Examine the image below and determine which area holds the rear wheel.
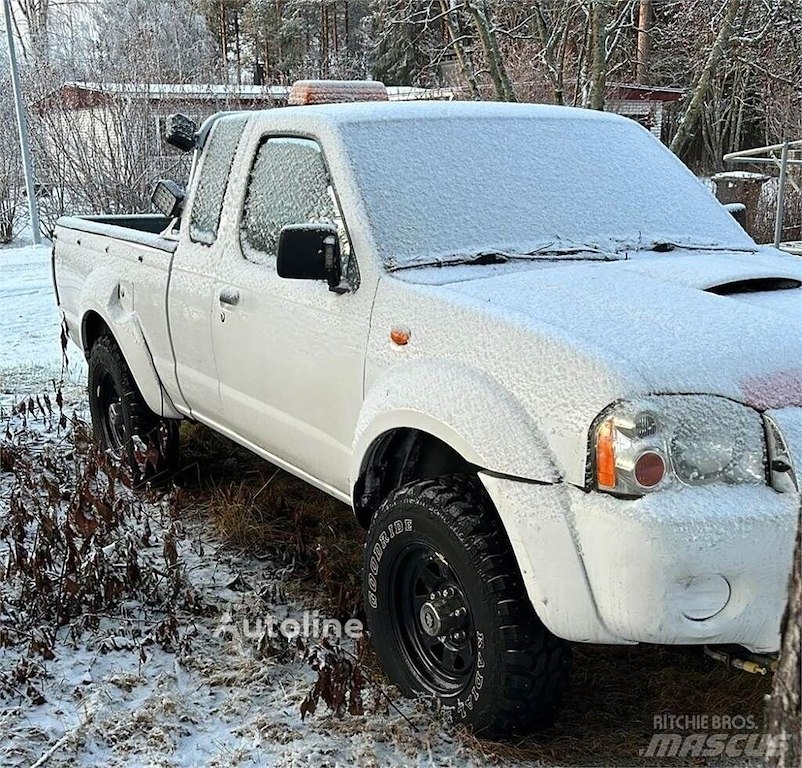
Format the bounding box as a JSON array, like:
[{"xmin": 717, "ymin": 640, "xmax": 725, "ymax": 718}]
[
  {"xmin": 88, "ymin": 335, "xmax": 179, "ymax": 478},
  {"xmin": 363, "ymin": 475, "xmax": 571, "ymax": 737}
]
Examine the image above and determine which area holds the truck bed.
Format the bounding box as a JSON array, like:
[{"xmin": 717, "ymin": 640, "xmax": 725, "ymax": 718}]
[
  {"xmin": 56, "ymin": 214, "xmax": 178, "ymax": 253},
  {"xmin": 53, "ymin": 213, "xmax": 182, "ymax": 419}
]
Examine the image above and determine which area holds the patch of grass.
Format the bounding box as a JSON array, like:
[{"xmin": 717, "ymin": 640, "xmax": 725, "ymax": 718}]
[
  {"xmin": 175, "ymin": 423, "xmax": 364, "ymax": 620},
  {"xmin": 462, "ymin": 643, "xmax": 771, "ymax": 765}
]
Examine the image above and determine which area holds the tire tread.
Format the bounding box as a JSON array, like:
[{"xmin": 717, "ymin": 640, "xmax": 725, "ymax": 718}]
[{"xmin": 368, "ymin": 474, "xmax": 570, "ymax": 737}]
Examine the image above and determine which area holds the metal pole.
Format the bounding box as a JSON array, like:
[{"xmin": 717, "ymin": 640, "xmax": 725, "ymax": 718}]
[
  {"xmin": 774, "ymin": 140, "xmax": 790, "ymax": 249},
  {"xmin": 2, "ymin": 0, "xmax": 41, "ymax": 244}
]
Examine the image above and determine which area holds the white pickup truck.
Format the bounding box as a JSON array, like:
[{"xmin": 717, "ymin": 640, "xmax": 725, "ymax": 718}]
[{"xmin": 53, "ymin": 83, "xmax": 800, "ymax": 736}]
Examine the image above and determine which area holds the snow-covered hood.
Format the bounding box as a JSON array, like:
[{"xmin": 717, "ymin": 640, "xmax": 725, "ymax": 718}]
[{"xmin": 434, "ymin": 248, "xmax": 802, "ymax": 409}]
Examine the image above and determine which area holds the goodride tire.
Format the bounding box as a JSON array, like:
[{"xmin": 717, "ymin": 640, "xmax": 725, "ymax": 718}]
[{"xmin": 363, "ymin": 474, "xmax": 570, "ymax": 737}]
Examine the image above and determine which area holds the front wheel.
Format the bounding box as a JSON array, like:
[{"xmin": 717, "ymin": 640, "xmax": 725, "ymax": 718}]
[
  {"xmin": 363, "ymin": 475, "xmax": 571, "ymax": 737},
  {"xmin": 88, "ymin": 335, "xmax": 179, "ymax": 478}
]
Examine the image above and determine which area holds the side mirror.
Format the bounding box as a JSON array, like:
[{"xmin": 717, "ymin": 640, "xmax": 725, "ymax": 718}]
[
  {"xmin": 277, "ymin": 223, "xmax": 343, "ymax": 291},
  {"xmin": 164, "ymin": 113, "xmax": 198, "ymax": 152},
  {"xmin": 151, "ymin": 179, "xmax": 185, "ymax": 219}
]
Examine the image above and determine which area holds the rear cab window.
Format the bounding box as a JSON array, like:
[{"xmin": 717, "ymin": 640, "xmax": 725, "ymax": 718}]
[{"xmin": 189, "ymin": 115, "xmax": 247, "ymax": 246}]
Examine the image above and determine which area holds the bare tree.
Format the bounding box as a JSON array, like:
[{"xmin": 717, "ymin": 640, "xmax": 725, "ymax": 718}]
[
  {"xmin": 12, "ymin": 0, "xmax": 49, "ymax": 61},
  {"xmin": 635, "ymin": 0, "xmax": 651, "ymax": 83},
  {"xmin": 0, "ymin": 78, "xmax": 25, "ymax": 243},
  {"xmin": 530, "ymin": 1, "xmax": 577, "ymax": 105},
  {"xmin": 577, "ymin": 0, "xmax": 638, "ymax": 109},
  {"xmin": 22, "ymin": 0, "xmax": 220, "ymax": 233},
  {"xmin": 440, "ymin": 0, "xmax": 481, "ymax": 99},
  {"xmin": 669, "ymin": 0, "xmax": 743, "ymax": 155},
  {"xmin": 587, "ymin": 0, "xmax": 607, "ymax": 109},
  {"xmin": 669, "ymin": 0, "xmax": 781, "ymax": 158},
  {"xmin": 464, "ymin": 0, "xmax": 516, "ymax": 101}
]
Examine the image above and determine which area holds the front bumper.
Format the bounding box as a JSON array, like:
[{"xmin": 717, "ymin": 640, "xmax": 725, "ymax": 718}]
[{"xmin": 480, "ymin": 475, "xmax": 798, "ymax": 652}]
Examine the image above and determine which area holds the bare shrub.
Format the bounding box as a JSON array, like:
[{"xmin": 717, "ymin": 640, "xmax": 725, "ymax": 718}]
[
  {"xmin": 28, "ymin": 76, "xmax": 194, "ymax": 235},
  {"xmin": 300, "ymin": 639, "xmax": 366, "ymax": 719},
  {"xmin": 0, "ymin": 404, "xmax": 194, "ymax": 679},
  {"xmin": 0, "ymin": 77, "xmax": 26, "ymax": 244}
]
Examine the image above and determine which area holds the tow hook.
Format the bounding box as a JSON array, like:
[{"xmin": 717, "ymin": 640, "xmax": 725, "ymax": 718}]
[{"xmin": 704, "ymin": 645, "xmax": 778, "ymax": 676}]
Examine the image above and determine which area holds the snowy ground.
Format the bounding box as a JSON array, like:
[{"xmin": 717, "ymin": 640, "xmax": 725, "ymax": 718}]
[
  {"xmin": 0, "ymin": 244, "xmax": 85, "ymax": 409},
  {"xmin": 0, "ymin": 244, "xmax": 496, "ymax": 767}
]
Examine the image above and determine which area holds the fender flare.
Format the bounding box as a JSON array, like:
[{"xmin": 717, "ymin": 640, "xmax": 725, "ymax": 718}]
[
  {"xmin": 351, "ymin": 360, "xmax": 560, "ymax": 498},
  {"xmin": 80, "ymin": 302, "xmax": 181, "ymax": 420}
]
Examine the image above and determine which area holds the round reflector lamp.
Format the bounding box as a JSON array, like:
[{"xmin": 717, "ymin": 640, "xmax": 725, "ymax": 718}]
[{"xmin": 634, "ymin": 451, "xmax": 666, "ymax": 488}]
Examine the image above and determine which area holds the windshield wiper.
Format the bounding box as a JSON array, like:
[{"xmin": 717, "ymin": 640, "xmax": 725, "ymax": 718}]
[
  {"xmin": 387, "ymin": 238, "xmax": 757, "ymax": 273},
  {"xmin": 646, "ymin": 240, "xmax": 758, "ymax": 254},
  {"xmin": 388, "ymin": 244, "xmax": 615, "ymax": 272}
]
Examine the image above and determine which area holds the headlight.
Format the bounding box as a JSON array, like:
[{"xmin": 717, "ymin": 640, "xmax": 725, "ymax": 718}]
[{"xmin": 592, "ymin": 396, "xmax": 766, "ymax": 495}]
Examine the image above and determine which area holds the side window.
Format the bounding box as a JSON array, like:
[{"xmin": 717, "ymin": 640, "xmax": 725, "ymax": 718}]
[
  {"xmin": 189, "ymin": 115, "xmax": 247, "ymax": 245},
  {"xmin": 241, "ymin": 137, "xmax": 351, "ymax": 272}
]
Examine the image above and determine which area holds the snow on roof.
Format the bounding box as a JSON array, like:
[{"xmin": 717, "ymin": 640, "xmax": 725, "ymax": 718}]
[
  {"xmin": 59, "ymin": 82, "xmax": 457, "ymax": 105},
  {"xmin": 269, "ymin": 98, "xmax": 629, "ymax": 127},
  {"xmin": 386, "ymin": 86, "xmax": 455, "ymax": 101},
  {"xmin": 606, "ymin": 82, "xmax": 685, "ymax": 102},
  {"xmin": 62, "ymin": 81, "xmax": 289, "ymax": 100},
  {"xmin": 712, "ymin": 171, "xmax": 770, "ymax": 181}
]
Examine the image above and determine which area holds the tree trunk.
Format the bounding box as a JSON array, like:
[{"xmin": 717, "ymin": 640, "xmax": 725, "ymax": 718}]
[
  {"xmin": 588, "ymin": 0, "xmax": 606, "ymax": 110},
  {"xmin": 533, "ymin": 2, "xmax": 565, "ymax": 105},
  {"xmin": 464, "ymin": 1, "xmax": 517, "ymax": 102},
  {"xmin": 220, "ymin": 1, "xmax": 228, "ymax": 83},
  {"xmin": 333, "ymin": 1, "xmax": 339, "ymax": 55},
  {"xmin": 276, "ymin": 0, "xmax": 284, "ymax": 81},
  {"xmin": 441, "ymin": 0, "xmax": 482, "ymax": 100},
  {"xmin": 233, "ymin": 6, "xmax": 242, "ymax": 86},
  {"xmin": 765, "ymin": 506, "xmax": 801, "ymax": 768},
  {"xmin": 669, "ymin": 0, "xmax": 742, "ymax": 156},
  {"xmin": 321, "ymin": 3, "xmax": 328, "ymax": 74},
  {"xmin": 636, "ymin": 0, "xmax": 652, "ymax": 84}
]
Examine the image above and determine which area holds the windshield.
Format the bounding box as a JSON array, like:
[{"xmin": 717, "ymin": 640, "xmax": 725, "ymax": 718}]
[{"xmin": 339, "ymin": 110, "xmax": 756, "ymax": 270}]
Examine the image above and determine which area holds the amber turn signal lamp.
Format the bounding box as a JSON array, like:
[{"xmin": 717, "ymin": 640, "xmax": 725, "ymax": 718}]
[
  {"xmin": 390, "ymin": 327, "xmax": 410, "ymax": 346},
  {"xmin": 595, "ymin": 420, "xmax": 616, "ymax": 489}
]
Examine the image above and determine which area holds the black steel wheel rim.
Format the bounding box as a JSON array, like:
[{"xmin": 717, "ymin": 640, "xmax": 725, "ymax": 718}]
[
  {"xmin": 389, "ymin": 542, "xmax": 476, "ymax": 695},
  {"xmin": 97, "ymin": 372, "xmax": 126, "ymax": 455}
]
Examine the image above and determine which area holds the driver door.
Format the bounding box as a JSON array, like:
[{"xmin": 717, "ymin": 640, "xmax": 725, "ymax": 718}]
[{"xmin": 210, "ymin": 136, "xmax": 372, "ymax": 494}]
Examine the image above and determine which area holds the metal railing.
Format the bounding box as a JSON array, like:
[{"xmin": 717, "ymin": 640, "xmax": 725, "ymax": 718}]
[{"xmin": 723, "ymin": 140, "xmax": 802, "ymax": 248}]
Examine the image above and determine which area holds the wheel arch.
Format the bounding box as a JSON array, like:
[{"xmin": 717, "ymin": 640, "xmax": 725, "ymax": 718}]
[
  {"xmin": 352, "ymin": 362, "xmax": 560, "ymax": 527},
  {"xmin": 353, "ymin": 426, "xmax": 476, "ymax": 527},
  {"xmin": 81, "ymin": 308, "xmax": 182, "ymax": 420},
  {"xmin": 81, "ymin": 309, "xmax": 109, "ymax": 357}
]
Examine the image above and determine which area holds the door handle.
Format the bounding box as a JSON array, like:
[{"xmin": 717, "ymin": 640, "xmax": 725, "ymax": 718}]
[{"xmin": 219, "ymin": 288, "xmax": 240, "ymax": 307}]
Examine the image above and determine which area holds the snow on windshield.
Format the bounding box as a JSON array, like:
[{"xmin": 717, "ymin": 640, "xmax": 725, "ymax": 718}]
[{"xmin": 339, "ymin": 110, "xmax": 755, "ymax": 269}]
